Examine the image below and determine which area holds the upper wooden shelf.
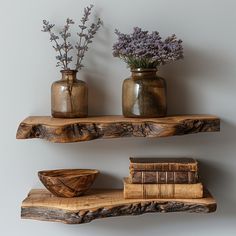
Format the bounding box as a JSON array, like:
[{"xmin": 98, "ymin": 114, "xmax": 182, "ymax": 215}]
[
  {"xmin": 16, "ymin": 115, "xmax": 220, "ymax": 143},
  {"xmin": 21, "ymin": 189, "xmax": 216, "ymax": 224}
]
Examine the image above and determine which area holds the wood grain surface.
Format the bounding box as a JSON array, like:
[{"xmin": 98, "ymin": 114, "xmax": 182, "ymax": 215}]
[
  {"xmin": 16, "ymin": 115, "xmax": 220, "ymax": 143},
  {"xmin": 21, "ymin": 189, "xmax": 217, "ymax": 224},
  {"xmin": 38, "ymin": 169, "xmax": 99, "ymax": 198}
]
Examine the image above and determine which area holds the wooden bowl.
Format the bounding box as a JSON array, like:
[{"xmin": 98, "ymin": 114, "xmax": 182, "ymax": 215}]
[{"xmin": 38, "ymin": 169, "xmax": 99, "ymax": 198}]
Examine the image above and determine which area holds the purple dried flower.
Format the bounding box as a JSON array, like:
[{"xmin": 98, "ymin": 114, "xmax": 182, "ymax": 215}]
[
  {"xmin": 113, "ymin": 27, "xmax": 184, "ymax": 68},
  {"xmin": 42, "ymin": 5, "xmax": 102, "ymax": 71},
  {"xmin": 42, "ymin": 20, "xmax": 55, "ymax": 32},
  {"xmin": 66, "ymin": 18, "xmax": 74, "ymax": 25},
  {"xmin": 57, "ymin": 18, "xmax": 75, "ymax": 69},
  {"xmin": 79, "ymin": 25, "xmax": 87, "ymax": 30},
  {"xmin": 75, "ymin": 11, "xmax": 102, "ymax": 70},
  {"xmin": 42, "ymin": 20, "xmax": 67, "ymax": 68},
  {"xmin": 80, "ymin": 4, "xmax": 93, "ymax": 26},
  {"xmin": 50, "ymin": 33, "xmax": 59, "ymax": 41}
]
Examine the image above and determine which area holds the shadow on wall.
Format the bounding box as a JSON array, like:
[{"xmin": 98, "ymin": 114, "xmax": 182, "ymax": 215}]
[
  {"xmin": 93, "ymin": 172, "xmax": 122, "ymax": 189},
  {"xmin": 197, "ymin": 119, "xmax": 236, "ymax": 217},
  {"xmin": 199, "ymin": 158, "xmax": 236, "ymax": 216},
  {"xmin": 162, "ymin": 47, "xmax": 236, "ymax": 216},
  {"xmin": 160, "ymin": 45, "xmax": 233, "ymax": 115},
  {"xmin": 82, "ymin": 25, "xmax": 116, "ymax": 116},
  {"xmin": 162, "ymin": 68, "xmax": 236, "ymax": 219}
]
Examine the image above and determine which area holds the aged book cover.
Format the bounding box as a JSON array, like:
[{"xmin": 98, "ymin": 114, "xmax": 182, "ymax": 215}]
[
  {"xmin": 130, "ymin": 171, "xmax": 198, "ymax": 184},
  {"xmin": 123, "ymin": 177, "xmax": 203, "ymax": 199},
  {"xmin": 129, "ymin": 157, "xmax": 198, "ymax": 172}
]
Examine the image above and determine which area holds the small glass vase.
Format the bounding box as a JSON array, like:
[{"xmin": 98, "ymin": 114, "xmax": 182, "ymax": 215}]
[
  {"xmin": 122, "ymin": 68, "xmax": 167, "ymax": 118},
  {"xmin": 51, "ymin": 70, "xmax": 88, "ymax": 118}
]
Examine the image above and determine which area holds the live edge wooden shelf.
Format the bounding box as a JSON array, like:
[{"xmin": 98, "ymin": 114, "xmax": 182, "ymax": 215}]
[
  {"xmin": 19, "ymin": 116, "xmax": 219, "ymax": 224},
  {"xmin": 21, "ymin": 189, "xmax": 216, "ymax": 224},
  {"xmin": 16, "ymin": 115, "xmax": 220, "ymax": 143}
]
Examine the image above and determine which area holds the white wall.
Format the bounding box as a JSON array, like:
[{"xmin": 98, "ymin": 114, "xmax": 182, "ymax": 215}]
[{"xmin": 1, "ymin": 0, "xmax": 236, "ymax": 235}]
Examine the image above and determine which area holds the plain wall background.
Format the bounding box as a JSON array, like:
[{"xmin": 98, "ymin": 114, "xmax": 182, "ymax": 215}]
[{"xmin": 1, "ymin": 0, "xmax": 236, "ymax": 235}]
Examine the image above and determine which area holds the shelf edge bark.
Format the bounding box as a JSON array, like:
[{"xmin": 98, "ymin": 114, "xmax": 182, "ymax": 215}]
[
  {"xmin": 21, "ymin": 189, "xmax": 217, "ymax": 224},
  {"xmin": 16, "ymin": 115, "xmax": 220, "ymax": 143}
]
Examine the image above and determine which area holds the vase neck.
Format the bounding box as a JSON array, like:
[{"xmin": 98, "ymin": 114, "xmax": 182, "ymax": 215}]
[
  {"xmin": 61, "ymin": 70, "xmax": 77, "ymax": 81},
  {"xmin": 131, "ymin": 68, "xmax": 157, "ymax": 78}
]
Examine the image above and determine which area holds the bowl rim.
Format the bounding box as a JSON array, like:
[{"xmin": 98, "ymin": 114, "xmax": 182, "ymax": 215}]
[{"xmin": 38, "ymin": 169, "xmax": 99, "ymax": 178}]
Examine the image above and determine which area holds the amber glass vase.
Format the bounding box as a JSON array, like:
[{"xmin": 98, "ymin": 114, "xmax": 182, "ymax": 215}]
[
  {"xmin": 122, "ymin": 68, "xmax": 167, "ymax": 118},
  {"xmin": 51, "ymin": 70, "xmax": 88, "ymax": 118}
]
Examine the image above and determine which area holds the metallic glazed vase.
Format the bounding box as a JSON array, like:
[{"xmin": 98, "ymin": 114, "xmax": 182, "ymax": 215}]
[
  {"xmin": 51, "ymin": 70, "xmax": 88, "ymax": 118},
  {"xmin": 122, "ymin": 68, "xmax": 167, "ymax": 118}
]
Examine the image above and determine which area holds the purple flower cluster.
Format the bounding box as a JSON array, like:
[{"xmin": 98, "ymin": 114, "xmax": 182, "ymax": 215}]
[
  {"xmin": 42, "ymin": 5, "xmax": 102, "ymax": 71},
  {"xmin": 113, "ymin": 27, "xmax": 183, "ymax": 68}
]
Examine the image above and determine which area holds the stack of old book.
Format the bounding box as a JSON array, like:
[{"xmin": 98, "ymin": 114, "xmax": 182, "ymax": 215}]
[{"xmin": 124, "ymin": 157, "xmax": 203, "ymax": 199}]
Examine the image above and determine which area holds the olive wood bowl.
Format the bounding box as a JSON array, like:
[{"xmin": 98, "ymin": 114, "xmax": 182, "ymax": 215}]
[{"xmin": 38, "ymin": 169, "xmax": 99, "ymax": 198}]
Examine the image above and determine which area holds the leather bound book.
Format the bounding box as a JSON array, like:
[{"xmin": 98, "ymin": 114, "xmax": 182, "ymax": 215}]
[
  {"xmin": 130, "ymin": 171, "xmax": 198, "ymax": 184},
  {"xmin": 129, "ymin": 157, "xmax": 198, "ymax": 172},
  {"xmin": 123, "ymin": 177, "xmax": 203, "ymax": 199}
]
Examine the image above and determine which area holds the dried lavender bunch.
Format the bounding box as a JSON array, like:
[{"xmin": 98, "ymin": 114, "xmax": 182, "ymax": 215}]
[
  {"xmin": 42, "ymin": 5, "xmax": 102, "ymax": 71},
  {"xmin": 58, "ymin": 18, "xmax": 74, "ymax": 69},
  {"xmin": 75, "ymin": 5, "xmax": 102, "ymax": 70},
  {"xmin": 42, "ymin": 20, "xmax": 69, "ymax": 69},
  {"xmin": 113, "ymin": 27, "xmax": 184, "ymax": 69}
]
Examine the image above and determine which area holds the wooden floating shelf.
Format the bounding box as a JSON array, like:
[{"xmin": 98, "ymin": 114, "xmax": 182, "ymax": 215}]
[
  {"xmin": 21, "ymin": 189, "xmax": 217, "ymax": 224},
  {"xmin": 16, "ymin": 115, "xmax": 220, "ymax": 143}
]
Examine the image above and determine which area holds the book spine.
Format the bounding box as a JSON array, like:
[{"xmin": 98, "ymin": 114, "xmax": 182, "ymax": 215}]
[
  {"xmin": 130, "ymin": 171, "xmax": 198, "ymax": 184},
  {"xmin": 123, "ymin": 179, "xmax": 203, "ymax": 199},
  {"xmin": 130, "ymin": 162, "xmax": 198, "ymax": 172}
]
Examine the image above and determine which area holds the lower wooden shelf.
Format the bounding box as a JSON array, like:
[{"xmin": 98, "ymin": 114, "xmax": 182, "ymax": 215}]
[{"xmin": 21, "ymin": 189, "xmax": 216, "ymax": 224}]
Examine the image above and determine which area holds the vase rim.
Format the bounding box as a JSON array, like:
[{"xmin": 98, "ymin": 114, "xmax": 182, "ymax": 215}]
[
  {"xmin": 131, "ymin": 68, "xmax": 157, "ymax": 72},
  {"xmin": 60, "ymin": 69, "xmax": 78, "ymax": 74}
]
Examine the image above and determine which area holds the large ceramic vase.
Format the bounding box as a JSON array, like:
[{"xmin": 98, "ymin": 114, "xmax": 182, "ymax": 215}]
[
  {"xmin": 122, "ymin": 68, "xmax": 167, "ymax": 118},
  {"xmin": 51, "ymin": 70, "xmax": 88, "ymax": 118}
]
